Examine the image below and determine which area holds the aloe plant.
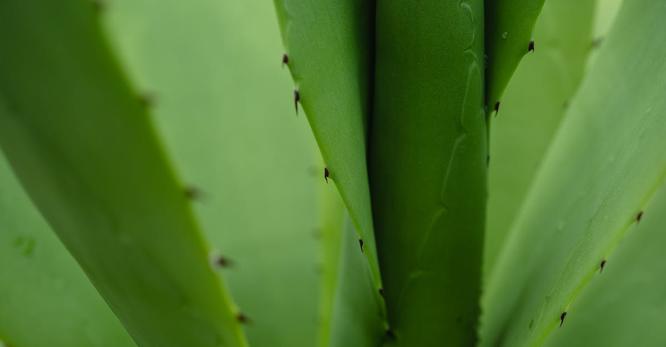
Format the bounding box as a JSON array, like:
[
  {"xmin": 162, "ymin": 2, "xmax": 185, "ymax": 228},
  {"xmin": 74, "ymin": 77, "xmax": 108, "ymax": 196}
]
[
  {"xmin": 484, "ymin": 0, "xmax": 597, "ymax": 274},
  {"xmin": 2, "ymin": 0, "xmax": 666, "ymax": 346}
]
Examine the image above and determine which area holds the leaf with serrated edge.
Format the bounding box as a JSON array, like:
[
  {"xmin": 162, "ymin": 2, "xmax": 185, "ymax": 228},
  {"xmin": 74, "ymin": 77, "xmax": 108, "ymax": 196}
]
[
  {"xmin": 272, "ymin": 0, "xmax": 383, "ymax": 290},
  {"xmin": 486, "ymin": 0, "xmax": 546, "ymax": 109},
  {"xmin": 481, "ymin": 1, "xmax": 666, "ymax": 345},
  {"xmin": 485, "ymin": 0, "xmax": 596, "ymax": 276},
  {"xmin": 0, "ymin": 2, "xmax": 247, "ymax": 346},
  {"xmin": 103, "ymin": 1, "xmax": 323, "ymax": 345}
]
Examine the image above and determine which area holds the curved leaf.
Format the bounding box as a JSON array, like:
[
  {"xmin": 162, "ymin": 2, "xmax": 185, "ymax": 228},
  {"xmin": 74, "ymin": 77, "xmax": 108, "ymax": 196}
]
[
  {"xmin": 0, "ymin": 155, "xmax": 135, "ymax": 347},
  {"xmin": 485, "ymin": 0, "xmax": 546, "ymax": 109},
  {"xmin": 316, "ymin": 183, "xmax": 346, "ymax": 347},
  {"xmin": 586, "ymin": 0, "xmax": 624, "ymax": 67},
  {"xmin": 329, "ymin": 218, "xmax": 387, "ymax": 347},
  {"xmin": 103, "ymin": 1, "xmax": 322, "ymax": 345},
  {"xmin": 484, "ymin": 0, "xmax": 596, "ymax": 274},
  {"xmin": 0, "ymin": 2, "xmax": 247, "ymax": 346},
  {"xmin": 481, "ymin": 1, "xmax": 666, "ymax": 345},
  {"xmin": 317, "ymin": 186, "xmax": 386, "ymax": 347},
  {"xmin": 272, "ymin": 0, "xmax": 383, "ymax": 288},
  {"xmin": 544, "ymin": 182, "xmax": 666, "ymax": 346}
]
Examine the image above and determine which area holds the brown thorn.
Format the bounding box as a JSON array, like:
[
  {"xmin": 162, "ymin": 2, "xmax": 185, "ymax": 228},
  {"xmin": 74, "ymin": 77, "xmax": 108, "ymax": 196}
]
[
  {"xmin": 236, "ymin": 312, "xmax": 250, "ymax": 324},
  {"xmin": 184, "ymin": 186, "xmax": 203, "ymax": 201},
  {"xmin": 560, "ymin": 312, "xmax": 567, "ymax": 327},
  {"xmin": 294, "ymin": 90, "xmax": 300, "ymax": 114},
  {"xmin": 385, "ymin": 328, "xmax": 396, "ymax": 341},
  {"xmin": 138, "ymin": 92, "xmax": 156, "ymax": 108},
  {"xmin": 92, "ymin": 0, "xmax": 105, "ymax": 12},
  {"xmin": 636, "ymin": 211, "xmax": 644, "ymax": 223},
  {"xmin": 528, "ymin": 40, "xmax": 535, "ymax": 53},
  {"xmin": 359, "ymin": 239, "xmax": 364, "ymax": 253},
  {"xmin": 494, "ymin": 101, "xmax": 501, "ymax": 115},
  {"xmin": 324, "ymin": 167, "xmax": 330, "ymax": 183},
  {"xmin": 214, "ymin": 255, "xmax": 233, "ymax": 268},
  {"xmin": 282, "ymin": 53, "xmax": 289, "ymax": 67},
  {"xmin": 600, "ymin": 259, "xmax": 606, "ymax": 273},
  {"xmin": 591, "ymin": 37, "xmax": 604, "ymax": 49}
]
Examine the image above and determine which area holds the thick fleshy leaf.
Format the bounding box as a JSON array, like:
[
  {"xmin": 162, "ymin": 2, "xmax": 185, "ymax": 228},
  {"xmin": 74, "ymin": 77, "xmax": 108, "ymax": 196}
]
[
  {"xmin": 272, "ymin": 0, "xmax": 383, "ymax": 288},
  {"xmin": 543, "ymin": 180, "xmax": 666, "ymax": 347},
  {"xmin": 371, "ymin": 1, "xmax": 487, "ymax": 345},
  {"xmin": 485, "ymin": 0, "xmax": 546, "ymax": 109},
  {"xmin": 316, "ymin": 183, "xmax": 346, "ymax": 347},
  {"xmin": 481, "ymin": 1, "xmax": 666, "ymax": 346},
  {"xmin": 0, "ymin": 2, "xmax": 246, "ymax": 346},
  {"xmin": 0, "ymin": 155, "xmax": 135, "ymax": 347},
  {"xmin": 484, "ymin": 0, "xmax": 596, "ymax": 274},
  {"xmin": 103, "ymin": 1, "xmax": 321, "ymax": 345},
  {"xmin": 586, "ymin": 0, "xmax": 624, "ymax": 67},
  {"xmin": 317, "ymin": 186, "xmax": 386, "ymax": 347}
]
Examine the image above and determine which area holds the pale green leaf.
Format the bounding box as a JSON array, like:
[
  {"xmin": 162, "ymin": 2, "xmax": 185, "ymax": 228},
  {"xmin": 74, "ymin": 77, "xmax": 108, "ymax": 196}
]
[
  {"xmin": 103, "ymin": 1, "xmax": 322, "ymax": 345},
  {"xmin": 485, "ymin": 0, "xmax": 596, "ymax": 275},
  {"xmin": 0, "ymin": 1, "xmax": 246, "ymax": 346},
  {"xmin": 0, "ymin": 155, "xmax": 135, "ymax": 347},
  {"xmin": 481, "ymin": 1, "xmax": 666, "ymax": 345}
]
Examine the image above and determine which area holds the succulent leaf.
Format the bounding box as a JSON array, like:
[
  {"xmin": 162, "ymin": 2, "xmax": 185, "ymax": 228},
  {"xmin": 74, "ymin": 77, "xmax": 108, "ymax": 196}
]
[
  {"xmin": 0, "ymin": 1, "xmax": 247, "ymax": 346},
  {"xmin": 102, "ymin": 1, "xmax": 324, "ymax": 345},
  {"xmin": 316, "ymin": 183, "xmax": 346, "ymax": 347},
  {"xmin": 481, "ymin": 1, "xmax": 666, "ymax": 345},
  {"xmin": 485, "ymin": 0, "xmax": 547, "ymax": 109},
  {"xmin": 326, "ymin": 215, "xmax": 387, "ymax": 347},
  {"xmin": 544, "ymin": 183, "xmax": 666, "ymax": 347},
  {"xmin": 272, "ymin": 0, "xmax": 383, "ymax": 290},
  {"xmin": 484, "ymin": 0, "xmax": 597, "ymax": 275},
  {"xmin": 0, "ymin": 155, "xmax": 136, "ymax": 347},
  {"xmin": 371, "ymin": 1, "xmax": 487, "ymax": 345}
]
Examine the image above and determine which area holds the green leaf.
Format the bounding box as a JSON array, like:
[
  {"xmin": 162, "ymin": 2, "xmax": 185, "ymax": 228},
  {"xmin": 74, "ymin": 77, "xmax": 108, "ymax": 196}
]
[
  {"xmin": 328, "ymin": 217, "xmax": 387, "ymax": 347},
  {"xmin": 544, "ymin": 182, "xmax": 666, "ymax": 347},
  {"xmin": 317, "ymin": 186, "xmax": 386, "ymax": 347},
  {"xmin": 593, "ymin": 0, "xmax": 624, "ymax": 40},
  {"xmin": 481, "ymin": 1, "xmax": 666, "ymax": 345},
  {"xmin": 103, "ymin": 1, "xmax": 322, "ymax": 345},
  {"xmin": 316, "ymin": 183, "xmax": 347, "ymax": 347},
  {"xmin": 484, "ymin": 0, "xmax": 596, "ymax": 275},
  {"xmin": 0, "ymin": 155, "xmax": 135, "ymax": 347},
  {"xmin": 485, "ymin": 0, "xmax": 546, "ymax": 109},
  {"xmin": 0, "ymin": 2, "xmax": 247, "ymax": 346},
  {"xmin": 371, "ymin": 1, "xmax": 486, "ymax": 345},
  {"xmin": 586, "ymin": 0, "xmax": 624, "ymax": 67},
  {"xmin": 272, "ymin": 0, "xmax": 383, "ymax": 288}
]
